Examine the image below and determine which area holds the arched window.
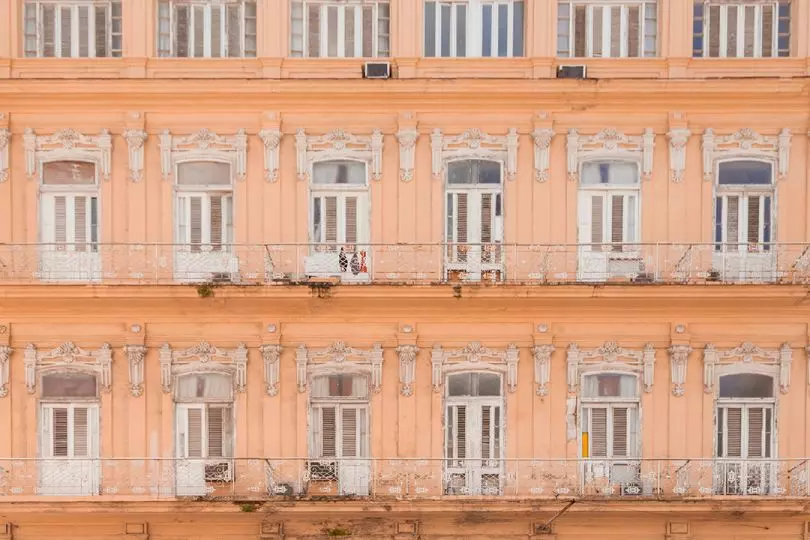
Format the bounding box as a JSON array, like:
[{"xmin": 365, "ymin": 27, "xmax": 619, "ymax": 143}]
[
  {"xmin": 175, "ymin": 161, "xmax": 233, "ymax": 253},
  {"xmin": 715, "ymin": 160, "xmax": 774, "ymax": 251},
  {"xmin": 444, "ymin": 372, "xmax": 504, "ymax": 495},
  {"xmin": 445, "ymin": 159, "xmax": 504, "ymax": 282},
  {"xmin": 580, "ymin": 373, "xmax": 639, "ymax": 460}
]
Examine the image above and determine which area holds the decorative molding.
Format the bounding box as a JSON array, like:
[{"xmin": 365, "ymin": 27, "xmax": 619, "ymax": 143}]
[
  {"xmin": 122, "ymin": 129, "xmax": 148, "ymax": 182},
  {"xmin": 159, "ymin": 128, "xmax": 247, "ymax": 182},
  {"xmin": 431, "ymin": 128, "xmax": 519, "ymax": 180},
  {"xmin": 532, "ymin": 344, "xmax": 555, "ymax": 396},
  {"xmin": 566, "ymin": 342, "xmax": 656, "ymax": 393},
  {"xmin": 0, "ymin": 128, "xmax": 9, "ymax": 183},
  {"xmin": 260, "ymin": 344, "xmax": 283, "ymax": 396},
  {"xmin": 702, "ymin": 128, "xmax": 791, "ymax": 182},
  {"xmin": 667, "ymin": 128, "xmax": 691, "ymax": 183},
  {"xmin": 396, "ymin": 344, "xmax": 419, "ymax": 396},
  {"xmin": 395, "ymin": 129, "xmax": 419, "ymax": 182},
  {"xmin": 668, "ymin": 344, "xmax": 692, "ymax": 397},
  {"xmin": 565, "ymin": 397, "xmax": 577, "ymax": 441},
  {"xmin": 430, "ymin": 342, "xmax": 520, "ymax": 393},
  {"xmin": 123, "ymin": 345, "xmax": 146, "ymax": 397},
  {"xmin": 24, "ymin": 128, "xmax": 112, "ymax": 180},
  {"xmin": 703, "ymin": 342, "xmax": 791, "ymax": 394},
  {"xmin": 258, "ymin": 129, "xmax": 282, "ymax": 182},
  {"xmin": 296, "ymin": 341, "xmax": 384, "ymax": 394},
  {"xmin": 0, "ymin": 345, "xmax": 11, "ymax": 398},
  {"xmin": 159, "ymin": 342, "xmax": 248, "ymax": 394},
  {"xmin": 566, "ymin": 128, "xmax": 655, "ymax": 182},
  {"xmin": 24, "ymin": 342, "xmax": 112, "ymax": 395},
  {"xmin": 531, "ymin": 128, "xmax": 554, "ymax": 182},
  {"xmin": 295, "ymin": 128, "xmax": 384, "ymax": 182}
]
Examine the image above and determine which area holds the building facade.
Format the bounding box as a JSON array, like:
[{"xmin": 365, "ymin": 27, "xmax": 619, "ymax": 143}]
[{"xmin": 1, "ymin": 1, "xmax": 810, "ymax": 539}]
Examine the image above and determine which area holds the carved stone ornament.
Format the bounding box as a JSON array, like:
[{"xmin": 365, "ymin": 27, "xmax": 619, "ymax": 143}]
[
  {"xmin": 431, "ymin": 128, "xmax": 519, "ymax": 180},
  {"xmin": 396, "ymin": 344, "xmax": 419, "ymax": 396},
  {"xmin": 702, "ymin": 128, "xmax": 791, "ymax": 182},
  {"xmin": 0, "ymin": 128, "xmax": 9, "ymax": 183},
  {"xmin": 123, "ymin": 344, "xmax": 147, "ymax": 397},
  {"xmin": 667, "ymin": 128, "xmax": 691, "ymax": 183},
  {"xmin": 296, "ymin": 341, "xmax": 384, "ymax": 394},
  {"xmin": 532, "ymin": 344, "xmax": 555, "ymax": 396},
  {"xmin": 159, "ymin": 128, "xmax": 247, "ymax": 182},
  {"xmin": 260, "ymin": 344, "xmax": 283, "ymax": 396},
  {"xmin": 567, "ymin": 128, "xmax": 655, "ymax": 182},
  {"xmin": 24, "ymin": 128, "xmax": 112, "ymax": 180},
  {"xmin": 566, "ymin": 342, "xmax": 656, "ymax": 394},
  {"xmin": 668, "ymin": 344, "xmax": 693, "ymax": 397},
  {"xmin": 531, "ymin": 128, "xmax": 554, "ymax": 182},
  {"xmin": 703, "ymin": 342, "xmax": 791, "ymax": 394},
  {"xmin": 395, "ymin": 129, "xmax": 419, "ymax": 182},
  {"xmin": 24, "ymin": 342, "xmax": 112, "ymax": 395},
  {"xmin": 258, "ymin": 129, "xmax": 282, "ymax": 182},
  {"xmin": 122, "ymin": 129, "xmax": 148, "ymax": 182},
  {"xmin": 431, "ymin": 342, "xmax": 520, "ymax": 393},
  {"xmin": 159, "ymin": 342, "xmax": 248, "ymax": 394},
  {"xmin": 296, "ymin": 128, "xmax": 383, "ymax": 182},
  {"xmin": 0, "ymin": 345, "xmax": 11, "ymax": 398}
]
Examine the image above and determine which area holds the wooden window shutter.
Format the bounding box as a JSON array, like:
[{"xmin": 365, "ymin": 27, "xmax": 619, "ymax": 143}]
[
  {"xmin": 210, "ymin": 195, "xmax": 223, "ymax": 250},
  {"xmin": 342, "ymin": 407, "xmax": 358, "ymax": 458},
  {"xmin": 611, "ymin": 407, "xmax": 629, "ymax": 457},
  {"xmin": 52, "ymin": 407, "xmax": 69, "ymax": 457},
  {"xmin": 611, "ymin": 195, "xmax": 624, "ymax": 250},
  {"xmin": 176, "ymin": 4, "xmax": 190, "ymax": 57},
  {"xmin": 592, "ymin": 6, "xmax": 603, "ymax": 57},
  {"xmin": 95, "ymin": 5, "xmax": 109, "ymax": 57},
  {"xmin": 481, "ymin": 193, "xmax": 493, "ymax": 244},
  {"xmin": 325, "ymin": 197, "xmax": 338, "ymax": 243},
  {"xmin": 628, "ymin": 5, "xmax": 640, "ymax": 57},
  {"xmin": 747, "ymin": 196, "xmax": 761, "ymax": 244},
  {"xmin": 226, "ymin": 3, "xmax": 241, "ymax": 57},
  {"xmin": 747, "ymin": 407, "xmax": 764, "ymax": 458},
  {"xmin": 189, "ymin": 196, "xmax": 203, "ymax": 249},
  {"xmin": 74, "ymin": 196, "xmax": 87, "ymax": 251},
  {"xmin": 708, "ymin": 5, "xmax": 720, "ymax": 57},
  {"xmin": 186, "ymin": 407, "xmax": 204, "ymax": 459},
  {"xmin": 456, "ymin": 193, "xmax": 468, "ymax": 244},
  {"xmin": 41, "ymin": 406, "xmax": 53, "ymax": 457},
  {"xmin": 320, "ymin": 406, "xmax": 337, "ymax": 458},
  {"xmin": 54, "ymin": 196, "xmax": 67, "ymax": 245},
  {"xmin": 308, "ymin": 4, "xmax": 321, "ymax": 57},
  {"xmin": 211, "ymin": 5, "xmax": 223, "ymax": 57},
  {"xmin": 725, "ymin": 407, "xmax": 743, "ymax": 458},
  {"xmin": 454, "ymin": 405, "xmax": 467, "ymax": 460},
  {"xmin": 574, "ymin": 4, "xmax": 586, "ymax": 56},
  {"xmin": 345, "ymin": 6, "xmax": 356, "ymax": 57},
  {"xmin": 344, "ymin": 196, "xmax": 358, "ymax": 244},
  {"xmin": 207, "ymin": 406, "xmax": 224, "ymax": 458},
  {"xmin": 43, "ymin": 5, "xmax": 56, "ymax": 57},
  {"xmin": 481, "ymin": 405, "xmax": 493, "ymax": 460},
  {"xmin": 73, "ymin": 406, "xmax": 89, "ymax": 458},
  {"xmin": 762, "ymin": 5, "xmax": 774, "ymax": 58},
  {"xmin": 589, "ymin": 407, "xmax": 608, "ymax": 458},
  {"xmin": 591, "ymin": 195, "xmax": 604, "ymax": 248},
  {"xmin": 743, "ymin": 5, "xmax": 756, "ymax": 57},
  {"xmin": 726, "ymin": 195, "xmax": 740, "ymax": 244}
]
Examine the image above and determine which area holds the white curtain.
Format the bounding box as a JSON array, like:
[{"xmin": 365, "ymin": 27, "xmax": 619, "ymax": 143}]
[
  {"xmin": 176, "ymin": 373, "xmax": 233, "ymax": 400},
  {"xmin": 582, "ymin": 373, "xmax": 638, "ymax": 398}
]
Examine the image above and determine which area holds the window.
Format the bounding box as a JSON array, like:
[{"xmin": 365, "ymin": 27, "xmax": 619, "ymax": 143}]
[
  {"xmin": 157, "ymin": 0, "xmax": 257, "ymax": 58},
  {"xmin": 714, "ymin": 161, "xmax": 773, "ymax": 252},
  {"xmin": 578, "ymin": 161, "xmax": 639, "ymax": 251},
  {"xmin": 291, "ymin": 0, "xmax": 390, "ymax": 58},
  {"xmin": 580, "ymin": 374, "xmax": 639, "ymax": 460},
  {"xmin": 175, "ymin": 162, "xmax": 233, "ymax": 253},
  {"xmin": 40, "ymin": 161, "xmax": 99, "ymax": 252},
  {"xmin": 557, "ymin": 1, "xmax": 657, "ymax": 58},
  {"xmin": 24, "ymin": 0, "xmax": 122, "ymax": 58},
  {"xmin": 425, "ymin": 0, "xmax": 524, "ymax": 57},
  {"xmin": 693, "ymin": 1, "xmax": 790, "ymax": 58}
]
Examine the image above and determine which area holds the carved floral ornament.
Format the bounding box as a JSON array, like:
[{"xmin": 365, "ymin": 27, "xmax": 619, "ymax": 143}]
[
  {"xmin": 532, "ymin": 344, "xmax": 555, "ymax": 396},
  {"xmin": 0, "ymin": 128, "xmax": 9, "ymax": 183},
  {"xmin": 123, "ymin": 344, "xmax": 147, "ymax": 397},
  {"xmin": 296, "ymin": 341, "xmax": 384, "ymax": 394},
  {"xmin": 260, "ymin": 344, "xmax": 283, "ymax": 396},
  {"xmin": 159, "ymin": 342, "xmax": 248, "ymax": 394},
  {"xmin": 703, "ymin": 342, "xmax": 792, "ymax": 394},
  {"xmin": 431, "ymin": 128, "xmax": 519, "ymax": 181},
  {"xmin": 702, "ymin": 128, "xmax": 791, "ymax": 182},
  {"xmin": 395, "ymin": 128, "xmax": 419, "ymax": 182},
  {"xmin": 122, "ymin": 129, "xmax": 148, "ymax": 182},
  {"xmin": 296, "ymin": 128, "xmax": 383, "ymax": 182},
  {"xmin": 258, "ymin": 129, "xmax": 282, "ymax": 182},
  {"xmin": 24, "ymin": 128, "xmax": 112, "ymax": 180},
  {"xmin": 0, "ymin": 345, "xmax": 11, "ymax": 398},
  {"xmin": 159, "ymin": 128, "xmax": 247, "ymax": 182},
  {"xmin": 567, "ymin": 128, "xmax": 655, "ymax": 182},
  {"xmin": 667, "ymin": 128, "xmax": 691, "ymax": 183},
  {"xmin": 24, "ymin": 342, "xmax": 112, "ymax": 395},
  {"xmin": 668, "ymin": 344, "xmax": 692, "ymax": 397},
  {"xmin": 566, "ymin": 341, "xmax": 656, "ymax": 394},
  {"xmin": 431, "ymin": 342, "xmax": 520, "ymax": 393},
  {"xmin": 531, "ymin": 128, "xmax": 554, "ymax": 182},
  {"xmin": 396, "ymin": 344, "xmax": 419, "ymax": 396}
]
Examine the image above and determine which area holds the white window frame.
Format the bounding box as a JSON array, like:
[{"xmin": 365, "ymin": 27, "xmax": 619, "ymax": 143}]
[
  {"xmin": 557, "ymin": 0, "xmax": 657, "ymax": 58},
  {"xmin": 714, "ymin": 159, "xmax": 775, "ymax": 253},
  {"xmin": 24, "ymin": 0, "xmax": 122, "ymax": 58},
  {"xmin": 175, "ymin": 401, "xmax": 234, "ymax": 460},
  {"xmin": 39, "ymin": 160, "xmax": 100, "ymax": 250},
  {"xmin": 699, "ymin": 1, "xmax": 785, "ymax": 58},
  {"xmin": 424, "ymin": 0, "xmax": 525, "ymax": 58},
  {"xmin": 290, "ymin": 0, "xmax": 391, "ymax": 58},
  {"xmin": 174, "ymin": 162, "xmax": 235, "ymax": 253},
  {"xmin": 579, "ymin": 372, "xmax": 640, "ymax": 460},
  {"xmin": 310, "ymin": 159, "xmax": 370, "ymax": 249},
  {"xmin": 40, "ymin": 401, "xmax": 100, "ymax": 459},
  {"xmin": 157, "ymin": 0, "xmax": 257, "ymax": 58},
  {"xmin": 577, "ymin": 161, "xmax": 641, "ymax": 252}
]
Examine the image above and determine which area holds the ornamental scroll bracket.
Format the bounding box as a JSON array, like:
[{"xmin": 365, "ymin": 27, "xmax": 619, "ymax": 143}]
[
  {"xmin": 431, "ymin": 128, "xmax": 519, "ymax": 181},
  {"xmin": 24, "ymin": 128, "xmax": 112, "ymax": 181},
  {"xmin": 395, "ymin": 128, "xmax": 419, "ymax": 182},
  {"xmin": 0, "ymin": 345, "xmax": 11, "ymax": 397},
  {"xmin": 668, "ymin": 344, "xmax": 693, "ymax": 397},
  {"xmin": 159, "ymin": 128, "xmax": 247, "ymax": 182},
  {"xmin": 260, "ymin": 344, "xmax": 283, "ymax": 396},
  {"xmin": 566, "ymin": 341, "xmax": 656, "ymax": 394},
  {"xmin": 123, "ymin": 344, "xmax": 147, "ymax": 397},
  {"xmin": 159, "ymin": 342, "xmax": 248, "ymax": 394},
  {"xmin": 258, "ymin": 129, "xmax": 282, "ymax": 182},
  {"xmin": 531, "ymin": 128, "xmax": 554, "ymax": 182},
  {"xmin": 431, "ymin": 342, "xmax": 520, "ymax": 393},
  {"xmin": 296, "ymin": 341, "xmax": 384, "ymax": 394},
  {"xmin": 296, "ymin": 128, "xmax": 384, "ymax": 182},
  {"xmin": 667, "ymin": 128, "xmax": 691, "ymax": 183},
  {"xmin": 703, "ymin": 342, "xmax": 791, "ymax": 394},
  {"xmin": 396, "ymin": 344, "xmax": 420, "ymax": 396},
  {"xmin": 24, "ymin": 342, "xmax": 112, "ymax": 395},
  {"xmin": 532, "ymin": 344, "xmax": 555, "ymax": 396},
  {"xmin": 122, "ymin": 129, "xmax": 148, "ymax": 182},
  {"xmin": 702, "ymin": 128, "xmax": 791, "ymax": 182},
  {"xmin": 567, "ymin": 128, "xmax": 655, "ymax": 182}
]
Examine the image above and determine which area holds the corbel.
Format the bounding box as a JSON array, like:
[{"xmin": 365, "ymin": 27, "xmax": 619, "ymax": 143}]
[
  {"xmin": 258, "ymin": 112, "xmax": 282, "ymax": 183},
  {"xmin": 396, "ymin": 323, "xmax": 418, "ymax": 396},
  {"xmin": 531, "ymin": 112, "xmax": 554, "ymax": 183},
  {"xmin": 395, "ymin": 112, "xmax": 419, "ymax": 182},
  {"xmin": 261, "ymin": 320, "xmax": 282, "ymax": 396}
]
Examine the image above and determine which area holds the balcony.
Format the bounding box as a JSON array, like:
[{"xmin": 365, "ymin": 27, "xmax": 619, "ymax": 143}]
[
  {"xmin": 0, "ymin": 458, "xmax": 808, "ymax": 500},
  {"xmin": 0, "ymin": 243, "xmax": 808, "ymax": 285}
]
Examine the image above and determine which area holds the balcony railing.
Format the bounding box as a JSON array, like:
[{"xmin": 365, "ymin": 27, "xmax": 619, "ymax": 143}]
[
  {"xmin": 0, "ymin": 242, "xmax": 809, "ymax": 285},
  {"xmin": 0, "ymin": 458, "xmax": 808, "ymax": 499}
]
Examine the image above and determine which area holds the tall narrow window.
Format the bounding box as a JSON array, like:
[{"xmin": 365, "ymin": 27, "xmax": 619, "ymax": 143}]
[
  {"xmin": 290, "ymin": 0, "xmax": 390, "ymax": 57},
  {"xmin": 444, "ymin": 372, "xmax": 504, "ymax": 495},
  {"xmin": 157, "ymin": 0, "xmax": 257, "ymax": 57},
  {"xmin": 24, "ymin": 0, "xmax": 122, "ymax": 57},
  {"xmin": 557, "ymin": 1, "xmax": 657, "ymax": 58},
  {"xmin": 425, "ymin": 0, "xmax": 525, "ymax": 57},
  {"xmin": 693, "ymin": 1, "xmax": 790, "ymax": 58}
]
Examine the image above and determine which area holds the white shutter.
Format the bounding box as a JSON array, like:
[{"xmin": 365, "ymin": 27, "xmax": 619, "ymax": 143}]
[
  {"xmin": 314, "ymin": 406, "xmax": 337, "ymax": 458},
  {"xmin": 210, "ymin": 195, "xmax": 223, "ymax": 250},
  {"xmin": 611, "ymin": 406, "xmax": 629, "ymax": 458},
  {"xmin": 324, "ymin": 196, "xmax": 338, "ymax": 244},
  {"xmin": 578, "ymin": 192, "xmax": 604, "ymax": 248},
  {"xmin": 341, "ymin": 407, "xmax": 358, "ymax": 458},
  {"xmin": 206, "ymin": 406, "xmax": 224, "ymax": 458},
  {"xmin": 588, "ymin": 406, "xmax": 608, "ymax": 458},
  {"xmin": 344, "ymin": 196, "xmax": 358, "ymax": 245},
  {"xmin": 72, "ymin": 406, "xmax": 90, "ymax": 458},
  {"xmin": 481, "ymin": 404, "xmax": 501, "ymax": 460},
  {"xmin": 189, "ymin": 196, "xmax": 203, "ymax": 249},
  {"xmin": 177, "ymin": 405, "xmax": 205, "ymax": 459},
  {"xmin": 446, "ymin": 404, "xmax": 467, "ymax": 462}
]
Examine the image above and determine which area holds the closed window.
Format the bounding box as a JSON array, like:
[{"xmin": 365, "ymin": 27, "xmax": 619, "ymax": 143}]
[
  {"xmin": 578, "ymin": 161, "xmax": 640, "ymax": 252},
  {"xmin": 693, "ymin": 1, "xmax": 790, "ymax": 58},
  {"xmin": 157, "ymin": 0, "xmax": 257, "ymax": 58},
  {"xmin": 175, "ymin": 373, "xmax": 234, "ymax": 460},
  {"xmin": 714, "ymin": 161, "xmax": 773, "ymax": 252},
  {"xmin": 291, "ymin": 0, "xmax": 390, "ymax": 57},
  {"xmin": 24, "ymin": 0, "xmax": 122, "ymax": 58},
  {"xmin": 40, "ymin": 161, "xmax": 99, "ymax": 252},
  {"xmin": 311, "ymin": 161, "xmax": 369, "ymax": 250},
  {"xmin": 175, "ymin": 162, "xmax": 234, "ymax": 253},
  {"xmin": 580, "ymin": 373, "xmax": 639, "ymax": 459},
  {"xmin": 425, "ymin": 0, "xmax": 525, "ymax": 58},
  {"xmin": 557, "ymin": 1, "xmax": 657, "ymax": 58}
]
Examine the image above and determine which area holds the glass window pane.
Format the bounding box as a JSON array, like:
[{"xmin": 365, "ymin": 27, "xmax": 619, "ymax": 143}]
[
  {"xmin": 581, "ymin": 161, "xmax": 638, "ymax": 185},
  {"xmin": 718, "ymin": 161, "xmax": 773, "ymax": 185},
  {"xmin": 719, "ymin": 373, "xmax": 774, "ymax": 399},
  {"xmin": 440, "ymin": 4, "xmax": 451, "ymax": 56},
  {"xmin": 448, "ymin": 373, "xmax": 472, "ymax": 396},
  {"xmin": 497, "ymin": 4, "xmax": 508, "ymax": 57},
  {"xmin": 43, "ymin": 161, "xmax": 96, "ymax": 185},
  {"xmin": 425, "ymin": 1, "xmax": 436, "ymax": 56},
  {"xmin": 176, "ymin": 373, "xmax": 232, "ymax": 400},
  {"xmin": 456, "ymin": 4, "xmax": 466, "ymax": 56},
  {"xmin": 177, "ymin": 162, "xmax": 231, "ymax": 185},
  {"xmin": 42, "ymin": 372, "xmax": 97, "ymax": 398},
  {"xmin": 513, "ymin": 0, "xmax": 524, "ymax": 56},
  {"xmin": 313, "ymin": 161, "xmax": 366, "ymax": 185},
  {"xmin": 482, "ymin": 4, "xmax": 492, "ymax": 57},
  {"xmin": 583, "ymin": 374, "xmax": 637, "ymax": 398},
  {"xmin": 478, "ymin": 160, "xmax": 501, "ymax": 184},
  {"xmin": 477, "ymin": 373, "xmax": 501, "ymax": 396}
]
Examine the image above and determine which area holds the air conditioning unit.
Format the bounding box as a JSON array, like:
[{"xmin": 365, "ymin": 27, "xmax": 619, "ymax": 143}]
[
  {"xmin": 210, "ymin": 272, "xmax": 238, "ymax": 284},
  {"xmin": 204, "ymin": 461, "xmax": 233, "ymax": 482},
  {"xmin": 557, "ymin": 65, "xmax": 587, "ymax": 79},
  {"xmin": 363, "ymin": 61, "xmax": 391, "ymax": 79}
]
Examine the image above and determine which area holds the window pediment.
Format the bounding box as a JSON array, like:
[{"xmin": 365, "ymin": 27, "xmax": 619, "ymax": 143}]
[
  {"xmin": 567, "ymin": 128, "xmax": 654, "ymax": 182},
  {"xmin": 159, "ymin": 128, "xmax": 247, "ymax": 182},
  {"xmin": 159, "ymin": 341, "xmax": 248, "ymax": 394},
  {"xmin": 703, "ymin": 342, "xmax": 791, "ymax": 394},
  {"xmin": 431, "ymin": 342, "xmax": 519, "ymax": 393},
  {"xmin": 702, "ymin": 128, "xmax": 791, "ymax": 182},
  {"xmin": 24, "ymin": 342, "xmax": 112, "ymax": 395},
  {"xmin": 296, "ymin": 128, "xmax": 383, "ymax": 182},
  {"xmin": 24, "ymin": 128, "xmax": 111, "ymax": 181},
  {"xmin": 431, "ymin": 128, "xmax": 518, "ymax": 181},
  {"xmin": 296, "ymin": 341, "xmax": 384, "ymax": 394},
  {"xmin": 566, "ymin": 341, "xmax": 655, "ymax": 394}
]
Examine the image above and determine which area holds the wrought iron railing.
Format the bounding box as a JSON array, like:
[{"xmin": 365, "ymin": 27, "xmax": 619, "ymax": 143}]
[{"xmin": 0, "ymin": 458, "xmax": 808, "ymax": 499}]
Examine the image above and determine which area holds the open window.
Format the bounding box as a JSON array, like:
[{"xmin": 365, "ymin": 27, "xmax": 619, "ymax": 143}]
[
  {"xmin": 693, "ymin": 1, "xmax": 790, "ymax": 58},
  {"xmin": 424, "ymin": 0, "xmax": 525, "ymax": 58},
  {"xmin": 557, "ymin": 1, "xmax": 657, "ymax": 58},
  {"xmin": 291, "ymin": 0, "xmax": 390, "ymax": 57},
  {"xmin": 24, "ymin": 0, "xmax": 123, "ymax": 58},
  {"xmin": 157, "ymin": 0, "xmax": 257, "ymax": 57}
]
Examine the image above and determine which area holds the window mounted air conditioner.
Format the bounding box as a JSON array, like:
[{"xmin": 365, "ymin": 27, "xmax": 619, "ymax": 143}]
[
  {"xmin": 557, "ymin": 65, "xmax": 587, "ymax": 79},
  {"xmin": 363, "ymin": 61, "xmax": 391, "ymax": 79}
]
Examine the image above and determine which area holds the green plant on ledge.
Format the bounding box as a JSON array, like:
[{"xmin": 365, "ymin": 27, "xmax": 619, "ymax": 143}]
[
  {"xmin": 325, "ymin": 527, "xmax": 351, "ymax": 537},
  {"xmin": 196, "ymin": 283, "xmax": 216, "ymax": 298},
  {"xmin": 239, "ymin": 502, "xmax": 258, "ymax": 512}
]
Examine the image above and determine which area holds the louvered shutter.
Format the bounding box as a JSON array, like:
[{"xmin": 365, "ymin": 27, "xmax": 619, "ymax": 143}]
[
  {"xmin": 481, "ymin": 405, "xmax": 501, "ymax": 460},
  {"xmin": 95, "ymin": 5, "xmax": 109, "ymax": 57},
  {"xmin": 589, "ymin": 407, "xmax": 608, "ymax": 458},
  {"xmin": 186, "ymin": 406, "xmax": 204, "ymax": 458},
  {"xmin": 456, "ymin": 193, "xmax": 468, "ymax": 244},
  {"xmin": 344, "ymin": 196, "xmax": 358, "ymax": 245},
  {"xmin": 362, "ymin": 5, "xmax": 374, "ymax": 57},
  {"xmin": 628, "ymin": 5, "xmax": 640, "ymax": 56},
  {"xmin": 78, "ymin": 5, "xmax": 90, "ymax": 57},
  {"xmin": 41, "ymin": 406, "xmax": 53, "ymax": 457},
  {"xmin": 481, "ymin": 193, "xmax": 493, "ymax": 244},
  {"xmin": 189, "ymin": 196, "xmax": 203, "ymax": 250},
  {"xmin": 727, "ymin": 5, "xmax": 739, "ymax": 57},
  {"xmin": 708, "ymin": 5, "xmax": 720, "ymax": 57},
  {"xmin": 320, "ymin": 406, "xmax": 337, "ymax": 458},
  {"xmin": 344, "ymin": 5, "xmax": 356, "ymax": 57},
  {"xmin": 73, "ymin": 406, "xmax": 89, "ymax": 458},
  {"xmin": 308, "ymin": 4, "xmax": 320, "ymax": 57},
  {"xmin": 341, "ymin": 407, "xmax": 358, "ymax": 458},
  {"xmin": 60, "ymin": 7, "xmax": 73, "ymax": 57},
  {"xmin": 227, "ymin": 3, "xmax": 241, "ymax": 57},
  {"xmin": 747, "ymin": 196, "xmax": 761, "ymax": 245},
  {"xmin": 210, "ymin": 195, "xmax": 223, "ymax": 250},
  {"xmin": 206, "ymin": 406, "xmax": 224, "ymax": 458},
  {"xmin": 574, "ymin": 4, "xmax": 586, "ymax": 56},
  {"xmin": 324, "ymin": 197, "xmax": 338, "ymax": 244},
  {"xmin": 193, "ymin": 5, "xmax": 205, "ymax": 57},
  {"xmin": 726, "ymin": 195, "xmax": 740, "ymax": 244},
  {"xmin": 747, "ymin": 407, "xmax": 764, "ymax": 458},
  {"xmin": 176, "ymin": 4, "xmax": 190, "ymax": 57},
  {"xmin": 74, "ymin": 196, "xmax": 87, "ymax": 252},
  {"xmin": 43, "ymin": 5, "xmax": 56, "ymax": 57},
  {"xmin": 723, "ymin": 406, "xmax": 743, "ymax": 458},
  {"xmin": 55, "ymin": 196, "xmax": 67, "ymax": 246},
  {"xmin": 446, "ymin": 404, "xmax": 467, "ymax": 462},
  {"xmin": 609, "ymin": 6, "xmax": 621, "ymax": 57},
  {"xmin": 53, "ymin": 406, "xmax": 69, "ymax": 457},
  {"xmin": 762, "ymin": 5, "xmax": 774, "ymax": 58},
  {"xmin": 611, "ymin": 407, "xmax": 629, "ymax": 457},
  {"xmin": 610, "ymin": 195, "xmax": 624, "ymax": 249}
]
